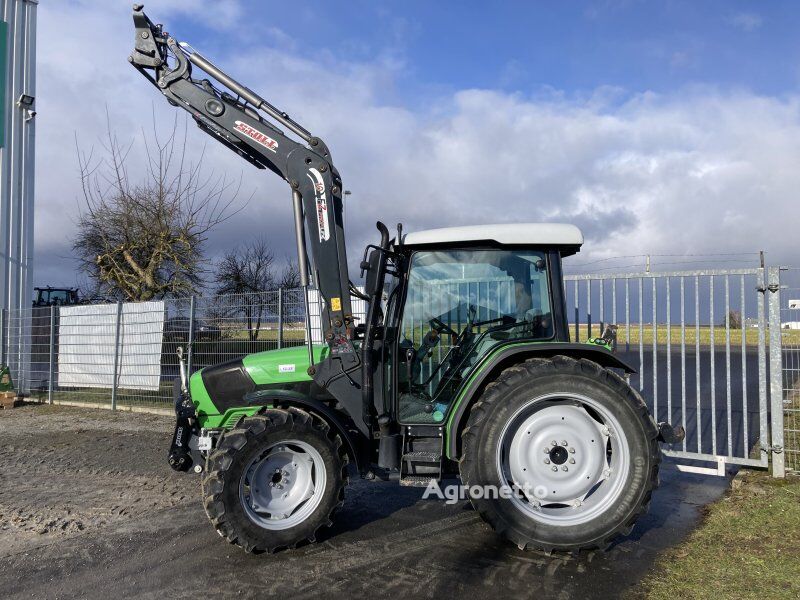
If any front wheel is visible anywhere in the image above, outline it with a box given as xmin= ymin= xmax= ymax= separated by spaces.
xmin=202 ymin=407 xmax=347 ymax=553
xmin=460 ymin=355 xmax=660 ymax=552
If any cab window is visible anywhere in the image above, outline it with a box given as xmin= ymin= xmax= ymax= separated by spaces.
xmin=397 ymin=249 xmax=552 ymax=423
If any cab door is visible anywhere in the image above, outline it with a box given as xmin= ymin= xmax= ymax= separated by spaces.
xmin=395 ymin=247 xmax=554 ymax=424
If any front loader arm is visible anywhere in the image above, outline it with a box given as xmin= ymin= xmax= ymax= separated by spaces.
xmin=129 ymin=5 xmax=355 ymax=363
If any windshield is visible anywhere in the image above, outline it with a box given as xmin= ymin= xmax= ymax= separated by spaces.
xmin=401 ymin=249 xmax=553 ymax=341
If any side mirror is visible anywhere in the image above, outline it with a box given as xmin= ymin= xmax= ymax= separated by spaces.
xmin=363 ymin=248 xmax=381 ymax=296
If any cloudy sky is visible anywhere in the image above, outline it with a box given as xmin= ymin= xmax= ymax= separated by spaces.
xmin=34 ymin=0 xmax=800 ymax=289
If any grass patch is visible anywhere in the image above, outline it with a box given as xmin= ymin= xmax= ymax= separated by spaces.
xmin=635 ymin=470 xmax=800 ymax=599
xmin=573 ymin=324 xmax=800 ymax=347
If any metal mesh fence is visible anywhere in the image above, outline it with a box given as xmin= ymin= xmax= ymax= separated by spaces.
xmin=780 ymin=282 xmax=800 ymax=472
xmin=0 ymin=288 xmax=359 ymax=412
xmin=0 ymin=269 xmax=792 ymax=477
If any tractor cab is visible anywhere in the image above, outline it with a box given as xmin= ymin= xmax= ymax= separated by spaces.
xmin=33 ymin=286 xmax=80 ymax=307
xmin=386 ymin=223 xmax=583 ymax=425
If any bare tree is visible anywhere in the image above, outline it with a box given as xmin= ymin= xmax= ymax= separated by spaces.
xmin=73 ymin=113 xmax=242 ymax=301
xmin=727 ymin=309 xmax=743 ymax=330
xmin=214 ymin=238 xmax=277 ymax=340
xmin=277 ymin=260 xmax=301 ymax=289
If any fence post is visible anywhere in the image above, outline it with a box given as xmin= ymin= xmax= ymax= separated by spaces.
xmin=0 ymin=308 xmax=5 ymax=366
xmin=187 ymin=296 xmax=195 ymax=376
xmin=767 ymin=267 xmax=785 ymax=478
xmin=110 ymin=301 xmax=123 ymax=411
xmin=47 ymin=305 xmax=56 ymax=404
xmin=277 ymin=288 xmax=283 ymax=350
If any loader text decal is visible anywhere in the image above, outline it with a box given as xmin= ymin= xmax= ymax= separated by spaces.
xmin=233 ymin=120 xmax=278 ymax=153
xmin=308 ymin=169 xmax=330 ymax=242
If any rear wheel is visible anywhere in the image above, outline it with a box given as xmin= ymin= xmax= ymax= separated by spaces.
xmin=460 ymin=355 xmax=659 ymax=552
xmin=202 ymin=407 xmax=347 ymax=553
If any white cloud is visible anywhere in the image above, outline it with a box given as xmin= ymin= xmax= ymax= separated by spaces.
xmin=729 ymin=12 xmax=763 ymax=32
xmin=33 ymin=2 xmax=800 ymax=290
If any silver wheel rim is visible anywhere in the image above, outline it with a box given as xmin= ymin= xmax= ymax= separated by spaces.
xmin=239 ymin=440 xmax=326 ymax=530
xmin=496 ymin=393 xmax=630 ymax=527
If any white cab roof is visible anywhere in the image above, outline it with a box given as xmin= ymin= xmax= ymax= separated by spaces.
xmin=402 ymin=223 xmax=584 ymax=248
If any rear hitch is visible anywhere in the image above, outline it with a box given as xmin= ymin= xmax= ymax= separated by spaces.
xmin=656 ymin=422 xmax=686 ymax=445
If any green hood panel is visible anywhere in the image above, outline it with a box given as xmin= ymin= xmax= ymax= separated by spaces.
xmin=242 ymin=345 xmax=329 ymax=385
xmin=189 ymin=345 xmax=329 ymax=428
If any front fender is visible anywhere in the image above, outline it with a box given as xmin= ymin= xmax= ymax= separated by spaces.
xmin=444 ymin=343 xmax=635 ymax=460
xmin=242 ymin=390 xmax=369 ymax=473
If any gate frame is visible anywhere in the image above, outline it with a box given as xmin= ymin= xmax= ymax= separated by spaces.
xmin=768 ymin=266 xmax=786 ymax=478
xmin=564 ymin=266 xmax=772 ymax=474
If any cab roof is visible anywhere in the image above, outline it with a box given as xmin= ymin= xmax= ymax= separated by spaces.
xmin=401 ymin=223 xmax=584 ymax=254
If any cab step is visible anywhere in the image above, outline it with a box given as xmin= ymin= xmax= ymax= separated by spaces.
xmin=402 ymin=450 xmax=440 ymax=463
xmin=400 ymin=425 xmax=444 ymax=482
xmin=399 ymin=475 xmax=437 ymax=487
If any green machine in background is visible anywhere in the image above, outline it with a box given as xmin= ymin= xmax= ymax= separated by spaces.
xmin=0 ymin=364 xmax=13 ymax=393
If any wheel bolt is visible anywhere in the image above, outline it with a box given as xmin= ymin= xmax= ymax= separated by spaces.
xmin=551 ymin=466 xmax=558 ymax=472
xmin=569 ymin=458 xmax=575 ymax=464
xmin=551 ymin=440 xmax=557 ymax=446
xmin=544 ymin=458 xmax=550 ymax=464
xmin=562 ymin=466 xmax=568 ymax=472
xmin=569 ymin=447 xmax=575 ymax=454
xmin=543 ymin=448 xmax=550 ymax=454
xmin=560 ymin=440 xmax=568 ymax=446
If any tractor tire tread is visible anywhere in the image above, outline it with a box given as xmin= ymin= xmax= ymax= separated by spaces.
xmin=202 ymin=407 xmax=347 ymax=553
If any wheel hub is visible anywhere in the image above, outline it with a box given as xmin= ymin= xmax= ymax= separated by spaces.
xmin=497 ymin=394 xmax=630 ymax=526
xmin=508 ymin=404 xmax=608 ymax=504
xmin=548 ymin=445 xmax=569 ymax=465
xmin=240 ymin=440 xmax=326 ymax=530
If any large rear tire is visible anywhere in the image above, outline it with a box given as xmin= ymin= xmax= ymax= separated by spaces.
xmin=459 ymin=355 xmax=660 ymax=552
xmin=202 ymin=407 xmax=347 ymax=553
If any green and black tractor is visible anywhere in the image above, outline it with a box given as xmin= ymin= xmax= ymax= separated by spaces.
xmin=130 ymin=6 xmax=683 ymax=554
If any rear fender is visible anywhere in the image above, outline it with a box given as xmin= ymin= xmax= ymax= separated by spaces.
xmin=444 ymin=343 xmax=636 ymax=460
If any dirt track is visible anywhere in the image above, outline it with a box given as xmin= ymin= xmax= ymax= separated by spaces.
xmin=0 ymin=406 xmax=194 ymax=554
xmin=0 ymin=404 xmax=730 ymax=599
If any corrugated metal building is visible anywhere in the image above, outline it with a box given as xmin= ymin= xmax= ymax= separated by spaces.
xmin=0 ymin=0 xmax=37 ymax=376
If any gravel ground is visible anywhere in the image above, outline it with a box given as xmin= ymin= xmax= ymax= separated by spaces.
xmin=0 ymin=404 xmax=731 ymax=599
